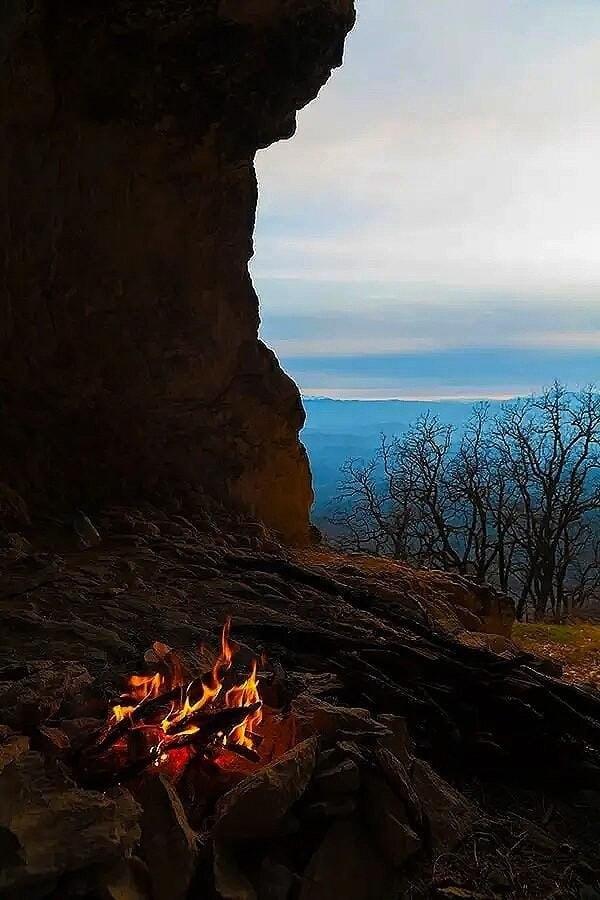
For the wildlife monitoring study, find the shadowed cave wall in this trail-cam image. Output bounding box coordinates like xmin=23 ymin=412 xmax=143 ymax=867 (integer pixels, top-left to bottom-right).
xmin=0 ymin=0 xmax=356 ymax=544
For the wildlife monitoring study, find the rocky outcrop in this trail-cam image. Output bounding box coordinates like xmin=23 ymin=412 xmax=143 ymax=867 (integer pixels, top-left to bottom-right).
xmin=0 ymin=0 xmax=355 ymax=544
xmin=296 ymin=548 xmax=516 ymax=637
xmin=0 ymin=739 xmax=141 ymax=898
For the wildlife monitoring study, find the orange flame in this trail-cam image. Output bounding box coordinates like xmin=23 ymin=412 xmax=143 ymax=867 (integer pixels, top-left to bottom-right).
xmin=111 ymin=671 xmax=164 ymax=723
xmin=108 ymin=618 xmax=263 ymax=763
xmin=225 ymin=659 xmax=263 ymax=748
xmin=162 ymin=616 xmax=235 ymax=733
xmin=130 ymin=671 xmax=163 ymax=701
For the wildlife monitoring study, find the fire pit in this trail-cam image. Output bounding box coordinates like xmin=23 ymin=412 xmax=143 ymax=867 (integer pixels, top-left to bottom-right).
xmin=3 ymin=595 xmax=600 ymax=899
xmin=78 ymin=619 xmax=274 ymax=787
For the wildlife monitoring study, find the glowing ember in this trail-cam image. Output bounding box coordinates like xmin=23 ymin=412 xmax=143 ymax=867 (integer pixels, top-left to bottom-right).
xmin=101 ymin=618 xmax=264 ymax=773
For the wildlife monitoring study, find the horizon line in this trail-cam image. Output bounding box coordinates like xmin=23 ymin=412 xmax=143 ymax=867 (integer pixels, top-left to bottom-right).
xmin=301 ymin=392 xmax=521 ymax=402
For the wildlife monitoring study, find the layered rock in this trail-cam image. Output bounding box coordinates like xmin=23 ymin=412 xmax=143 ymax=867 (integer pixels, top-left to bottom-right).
xmin=1 ymin=509 xmax=600 ymax=898
xmin=0 ymin=0 xmax=356 ymax=544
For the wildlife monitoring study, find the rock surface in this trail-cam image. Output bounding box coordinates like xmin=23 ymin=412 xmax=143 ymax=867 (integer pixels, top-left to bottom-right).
xmin=410 ymin=758 xmax=477 ymax=854
xmin=0 ymin=510 xmax=599 ymax=898
xmin=138 ymin=774 xmax=198 ymax=900
xmin=214 ymin=736 xmax=318 ymax=840
xmin=0 ymin=659 xmax=92 ymax=732
xmin=360 ymin=773 xmax=421 ymax=868
xmin=0 ymin=0 xmax=355 ymax=544
xmin=0 ymin=745 xmax=140 ymax=898
xmin=299 ymin=817 xmax=392 ymax=900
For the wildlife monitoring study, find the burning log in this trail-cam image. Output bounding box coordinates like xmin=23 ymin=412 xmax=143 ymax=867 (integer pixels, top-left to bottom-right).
xmin=166 ymin=701 xmax=262 ymax=738
xmin=86 ymin=708 xmax=264 ymax=786
xmin=91 ymin=684 xmax=185 ymax=754
xmin=82 ymin=621 xmax=265 ymax=787
xmin=224 ymin=743 xmax=262 ymax=764
xmin=153 ymin=703 xmax=262 ymax=759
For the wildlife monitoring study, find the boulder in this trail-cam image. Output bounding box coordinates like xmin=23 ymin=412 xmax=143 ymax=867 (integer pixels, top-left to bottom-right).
xmin=99 ymin=857 xmax=152 ymax=900
xmin=213 ymin=841 xmax=257 ymax=900
xmin=259 ymin=858 xmax=296 ymax=900
xmin=138 ymin=774 xmax=199 ymax=900
xmin=0 ymin=0 xmax=355 ymax=544
xmin=0 ymin=483 xmax=30 ymax=530
xmin=0 ymin=748 xmax=140 ymax=897
xmin=374 ymin=747 xmax=422 ymax=827
xmin=0 ymin=730 xmax=30 ymax=771
xmin=292 ymin=695 xmax=390 ymax=742
xmin=300 ymin=796 xmax=357 ymax=822
xmin=214 ymin=737 xmax=318 ymax=841
xmin=411 ymin=759 xmax=477 ymax=853
xmin=299 ymin=818 xmax=391 ymax=900
xmin=35 ymin=725 xmax=71 ymax=759
xmin=313 ymin=758 xmax=360 ymax=795
xmin=361 ymin=773 xmax=421 ymax=868
xmin=0 ymin=659 xmax=92 ymax=732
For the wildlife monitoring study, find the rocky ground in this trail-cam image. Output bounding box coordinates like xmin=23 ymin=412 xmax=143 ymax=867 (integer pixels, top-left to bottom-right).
xmin=2 ymin=500 xmax=600 ymax=898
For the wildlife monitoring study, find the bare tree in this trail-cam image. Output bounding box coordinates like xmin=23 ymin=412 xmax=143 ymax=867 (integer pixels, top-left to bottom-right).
xmin=494 ymin=384 xmax=600 ymax=618
xmin=331 ymin=410 xmax=495 ymax=575
xmin=329 ymin=384 xmax=600 ymax=620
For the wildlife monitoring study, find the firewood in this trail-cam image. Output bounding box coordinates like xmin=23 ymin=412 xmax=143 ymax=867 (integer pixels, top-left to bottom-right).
xmin=87 ymin=702 xmax=264 ymax=785
xmin=89 ymin=660 xmax=235 ymax=756
xmin=167 ymin=701 xmax=262 ymax=737
xmin=90 ymin=684 xmax=185 ymax=754
xmin=224 ymin=742 xmax=261 ymax=763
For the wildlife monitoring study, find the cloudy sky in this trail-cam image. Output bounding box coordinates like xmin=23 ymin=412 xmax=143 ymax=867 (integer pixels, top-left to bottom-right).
xmin=252 ymin=0 xmax=600 ymax=399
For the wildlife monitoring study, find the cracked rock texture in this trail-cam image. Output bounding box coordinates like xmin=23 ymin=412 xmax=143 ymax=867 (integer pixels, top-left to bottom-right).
xmin=0 ymin=0 xmax=355 ymax=544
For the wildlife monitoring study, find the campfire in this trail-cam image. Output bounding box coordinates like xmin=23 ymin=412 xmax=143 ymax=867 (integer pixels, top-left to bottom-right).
xmin=5 ymin=605 xmax=600 ymax=900
xmin=81 ymin=619 xmax=268 ymax=784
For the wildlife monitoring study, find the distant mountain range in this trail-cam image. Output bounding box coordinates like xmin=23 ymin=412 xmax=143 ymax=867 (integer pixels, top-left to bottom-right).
xmin=302 ymin=397 xmax=507 ymax=521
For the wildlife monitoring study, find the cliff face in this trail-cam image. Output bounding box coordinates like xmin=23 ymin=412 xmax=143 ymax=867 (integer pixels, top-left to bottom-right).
xmin=0 ymin=0 xmax=355 ymax=544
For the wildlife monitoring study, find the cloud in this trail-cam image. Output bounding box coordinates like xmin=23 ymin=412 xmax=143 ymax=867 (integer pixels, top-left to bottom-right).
xmin=271 ymin=330 xmax=600 ymax=357
xmin=257 ymin=281 xmax=600 ymax=358
xmin=511 ymin=331 xmax=600 ymax=350
xmin=281 ymin=347 xmax=600 ymax=401
xmin=253 ymin=1 xmax=600 ymax=290
xmin=252 ymin=2 xmax=600 ymax=397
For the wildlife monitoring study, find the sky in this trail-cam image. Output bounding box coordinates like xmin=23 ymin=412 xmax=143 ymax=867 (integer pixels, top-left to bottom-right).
xmin=251 ymin=0 xmax=600 ymax=400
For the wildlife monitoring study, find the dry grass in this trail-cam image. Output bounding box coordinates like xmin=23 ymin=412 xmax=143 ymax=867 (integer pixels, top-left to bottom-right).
xmin=514 ymin=622 xmax=600 ymax=687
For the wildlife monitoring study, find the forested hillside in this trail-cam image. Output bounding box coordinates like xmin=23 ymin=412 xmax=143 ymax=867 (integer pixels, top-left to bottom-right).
xmin=303 ymin=397 xmax=504 ymax=519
